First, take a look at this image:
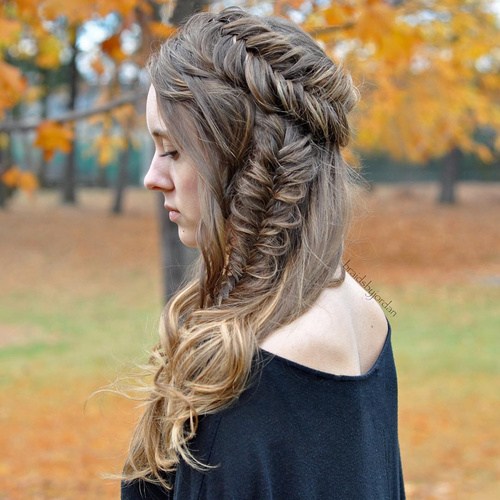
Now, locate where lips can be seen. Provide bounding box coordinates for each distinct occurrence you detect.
[164,202,178,212]
[164,202,180,222]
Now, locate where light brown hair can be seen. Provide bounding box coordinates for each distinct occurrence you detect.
[123,6,360,488]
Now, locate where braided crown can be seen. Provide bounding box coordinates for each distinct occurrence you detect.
[155,8,357,144]
[215,14,356,147]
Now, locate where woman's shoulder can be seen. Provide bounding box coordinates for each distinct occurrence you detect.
[258,270,389,376]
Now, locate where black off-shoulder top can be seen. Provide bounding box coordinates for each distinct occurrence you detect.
[122,318,405,499]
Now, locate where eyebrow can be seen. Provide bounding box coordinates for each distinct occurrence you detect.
[151,128,170,139]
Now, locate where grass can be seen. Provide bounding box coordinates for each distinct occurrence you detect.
[2,279,497,384]
[378,281,500,499]
[387,282,499,377]
[0,288,161,383]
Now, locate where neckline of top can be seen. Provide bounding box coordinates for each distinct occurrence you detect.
[257,316,392,381]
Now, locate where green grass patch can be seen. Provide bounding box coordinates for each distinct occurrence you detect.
[0,286,162,384]
[1,280,498,391]
[384,282,499,376]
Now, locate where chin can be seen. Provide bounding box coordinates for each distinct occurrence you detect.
[178,229,198,249]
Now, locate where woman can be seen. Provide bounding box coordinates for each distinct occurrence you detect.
[122,6,405,499]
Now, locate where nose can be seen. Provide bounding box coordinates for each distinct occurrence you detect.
[144,156,174,192]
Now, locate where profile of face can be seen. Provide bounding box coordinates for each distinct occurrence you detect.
[144,85,202,248]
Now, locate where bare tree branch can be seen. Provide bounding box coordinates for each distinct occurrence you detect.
[307,22,355,37]
[0,90,148,133]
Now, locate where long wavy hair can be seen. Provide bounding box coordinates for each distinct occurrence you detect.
[123,6,360,488]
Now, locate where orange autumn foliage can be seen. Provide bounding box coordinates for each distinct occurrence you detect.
[1,166,39,193]
[149,21,177,39]
[303,0,499,164]
[0,17,22,48]
[102,34,126,63]
[35,33,63,69]
[17,171,39,192]
[90,55,106,76]
[93,134,127,166]
[1,166,21,188]
[0,61,26,117]
[0,0,173,173]
[34,121,75,161]
[38,0,138,24]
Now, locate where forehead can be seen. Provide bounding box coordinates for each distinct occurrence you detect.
[146,85,167,136]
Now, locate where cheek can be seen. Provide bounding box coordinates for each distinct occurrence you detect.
[186,174,199,193]
[185,174,201,216]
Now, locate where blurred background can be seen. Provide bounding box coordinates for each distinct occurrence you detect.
[0,0,499,498]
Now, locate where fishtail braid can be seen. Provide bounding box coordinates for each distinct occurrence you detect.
[210,11,357,146]
[219,110,321,303]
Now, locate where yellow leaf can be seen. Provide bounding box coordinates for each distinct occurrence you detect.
[36,34,62,69]
[25,85,45,103]
[1,166,21,188]
[353,1,396,48]
[39,0,93,24]
[0,133,9,150]
[1,165,38,193]
[136,0,154,16]
[90,56,106,76]
[149,22,177,40]
[34,121,74,161]
[112,104,135,127]
[324,4,355,26]
[0,61,26,115]
[475,144,493,163]
[102,34,126,62]
[18,171,39,193]
[14,0,39,18]
[0,17,22,48]
[38,0,138,22]
[94,134,127,166]
[95,136,114,165]
[95,0,138,18]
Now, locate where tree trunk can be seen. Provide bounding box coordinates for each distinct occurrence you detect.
[96,166,108,188]
[38,71,50,188]
[0,145,7,209]
[157,194,199,301]
[61,29,79,204]
[155,0,208,303]
[0,132,14,209]
[112,143,130,214]
[438,148,461,204]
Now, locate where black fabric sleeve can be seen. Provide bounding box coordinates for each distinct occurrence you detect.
[121,478,173,500]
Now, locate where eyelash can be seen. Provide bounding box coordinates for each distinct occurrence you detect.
[159,150,178,158]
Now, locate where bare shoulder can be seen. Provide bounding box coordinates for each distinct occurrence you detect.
[340,272,390,374]
[259,271,389,376]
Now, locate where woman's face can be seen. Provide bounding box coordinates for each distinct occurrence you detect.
[144,85,201,248]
